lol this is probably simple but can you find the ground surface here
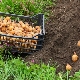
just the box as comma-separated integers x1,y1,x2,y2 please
23,0,80,74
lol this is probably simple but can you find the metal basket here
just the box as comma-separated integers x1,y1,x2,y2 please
0,12,45,54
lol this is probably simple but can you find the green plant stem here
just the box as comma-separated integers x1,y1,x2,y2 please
59,73,63,80
67,70,69,80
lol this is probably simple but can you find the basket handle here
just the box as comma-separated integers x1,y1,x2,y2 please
37,14,45,35
43,14,45,35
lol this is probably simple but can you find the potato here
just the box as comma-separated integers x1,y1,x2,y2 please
22,43,25,47
25,26,29,32
1,27,6,32
5,16,10,21
30,32,34,36
35,26,41,29
8,26,14,31
2,22,7,26
27,34,32,38
3,19,7,23
22,24,26,29
37,28,41,33
28,26,33,32
31,40,37,44
0,36,4,40
10,30,15,35
34,45,36,49
24,44,27,48
12,38,16,41
3,36,6,40
25,22,29,26
30,42,34,47
22,39,25,43
19,21,24,25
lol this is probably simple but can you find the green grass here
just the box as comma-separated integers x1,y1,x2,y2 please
0,58,80,80
0,58,60,80
0,0,56,17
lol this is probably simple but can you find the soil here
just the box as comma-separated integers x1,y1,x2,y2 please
22,0,80,75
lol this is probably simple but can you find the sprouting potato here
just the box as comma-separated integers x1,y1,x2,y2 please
10,38,13,41
19,21,24,25
10,30,15,35
31,42,34,47
8,26,14,31
12,38,16,41
22,43,25,47
2,22,7,26
31,40,37,44
0,32,3,34
25,22,29,26
1,27,6,32
5,16,10,21
34,45,36,49
27,44,30,49
6,21,11,26
0,36,4,40
35,26,41,29
28,26,33,32
24,43,27,48
6,37,10,40
22,24,26,29
37,28,41,33
17,23,21,27
27,33,33,38
22,39,25,43
30,32,34,36
3,36,6,40
32,27,35,32
25,26,29,32
3,19,7,23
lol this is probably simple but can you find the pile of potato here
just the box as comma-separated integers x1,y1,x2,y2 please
0,16,41,37
0,16,41,50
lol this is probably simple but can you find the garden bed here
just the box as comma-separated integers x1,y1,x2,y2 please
22,0,80,75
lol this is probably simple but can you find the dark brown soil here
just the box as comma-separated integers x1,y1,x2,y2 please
22,0,80,75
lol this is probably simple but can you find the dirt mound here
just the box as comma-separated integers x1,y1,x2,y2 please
23,0,80,74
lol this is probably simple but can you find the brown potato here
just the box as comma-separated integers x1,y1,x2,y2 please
27,34,32,38
28,26,33,32
5,16,10,21
19,21,24,25
22,39,25,43
12,38,16,41
35,26,41,29
30,42,34,47
3,36,6,40
10,30,15,35
1,27,6,32
24,44,27,48
0,36,4,40
22,24,26,29
34,45,36,49
25,26,29,31
3,19,7,23
30,32,34,36
8,26,14,31
22,43,25,47
31,40,37,44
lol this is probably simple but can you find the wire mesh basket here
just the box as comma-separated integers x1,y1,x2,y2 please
0,12,45,54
